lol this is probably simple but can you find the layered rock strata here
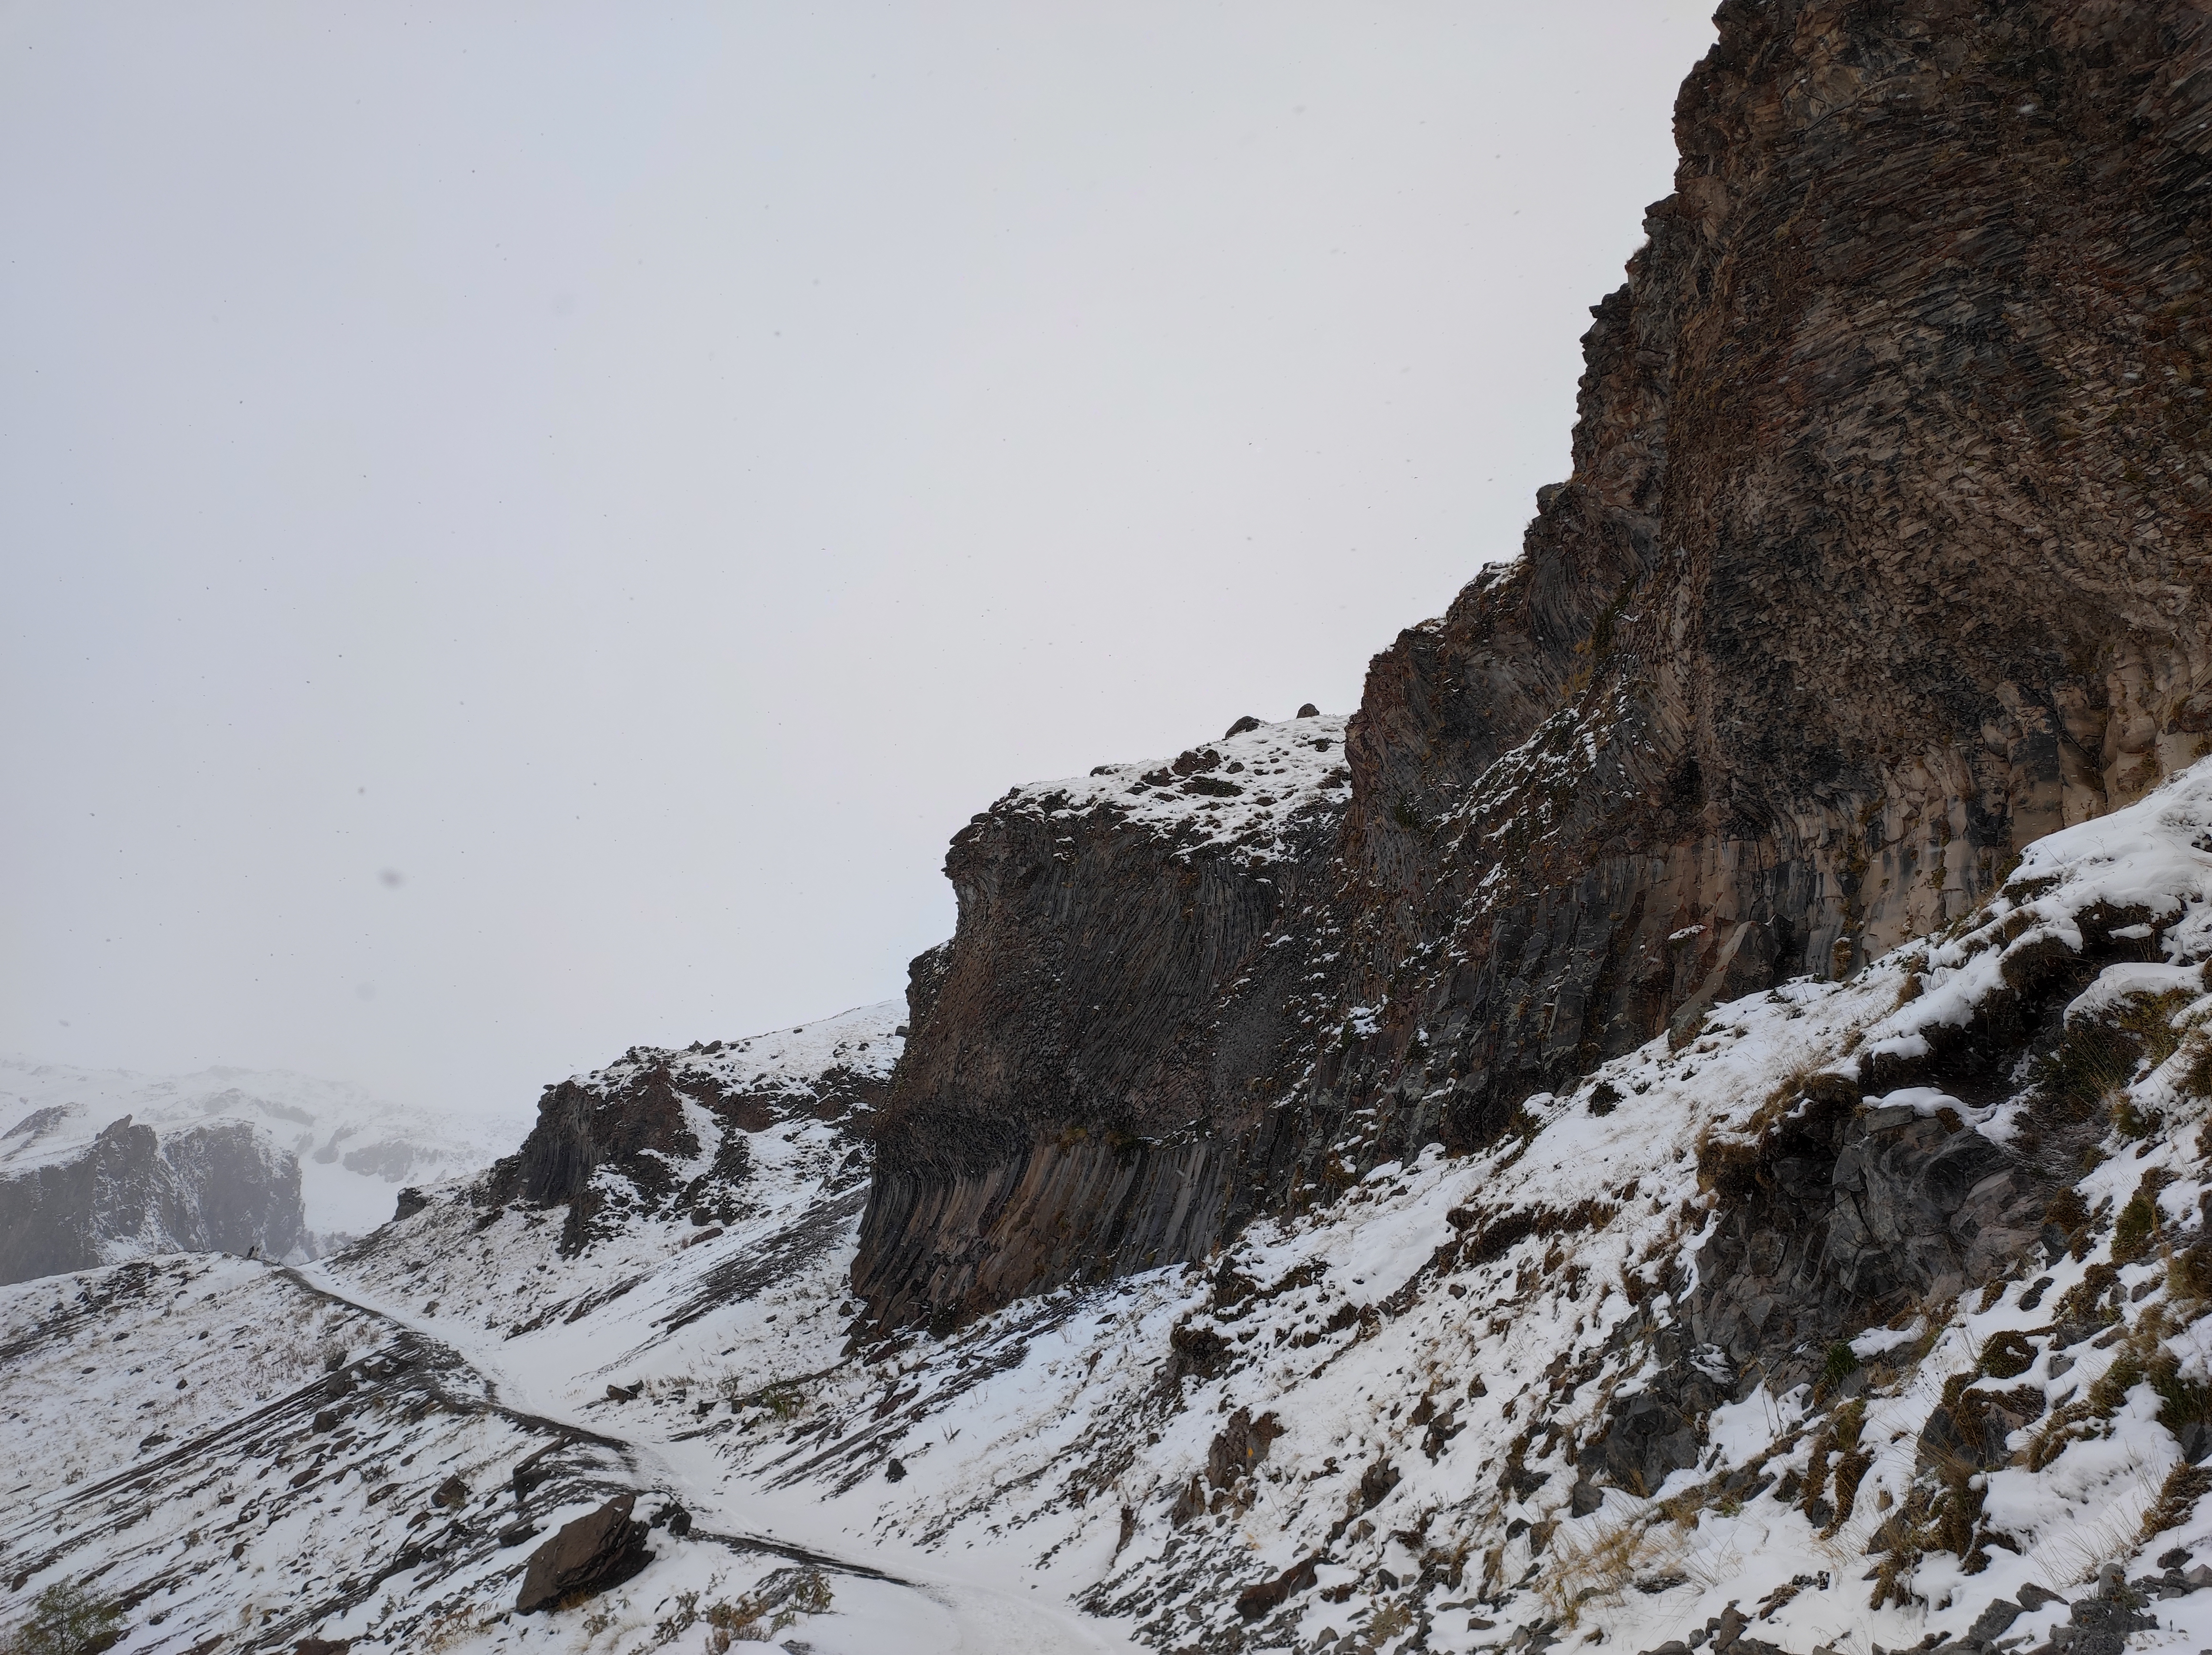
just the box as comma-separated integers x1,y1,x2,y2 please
858,0,2212,1328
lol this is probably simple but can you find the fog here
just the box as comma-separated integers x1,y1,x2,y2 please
0,3,1717,1121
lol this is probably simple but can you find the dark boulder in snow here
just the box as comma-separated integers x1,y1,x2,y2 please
513,1492,653,1614
1234,1553,1318,1621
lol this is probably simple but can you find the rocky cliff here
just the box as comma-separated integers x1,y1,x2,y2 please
857,713,1352,1326
14,767,2212,1655
857,0,2212,1331
0,1057,514,1250
0,1114,304,1284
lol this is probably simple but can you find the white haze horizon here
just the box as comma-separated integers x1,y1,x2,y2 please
1,3,1718,1126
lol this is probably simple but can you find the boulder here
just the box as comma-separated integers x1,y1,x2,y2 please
1235,1554,1319,1621
514,1493,653,1614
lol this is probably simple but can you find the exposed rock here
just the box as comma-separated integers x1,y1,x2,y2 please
0,1115,305,1285
1205,1407,1282,1490
854,0,2212,1331
1234,1553,1318,1621
482,1005,898,1255
513,1493,653,1614
857,717,1351,1324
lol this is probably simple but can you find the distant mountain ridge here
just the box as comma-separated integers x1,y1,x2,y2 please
0,1057,521,1275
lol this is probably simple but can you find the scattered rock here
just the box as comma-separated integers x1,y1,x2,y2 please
431,1474,468,1509
1358,1457,1400,1512
1964,1598,2024,1645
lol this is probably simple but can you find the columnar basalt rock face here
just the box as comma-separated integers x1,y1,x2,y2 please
1307,0,2212,1165
855,717,1350,1326
859,0,2212,1329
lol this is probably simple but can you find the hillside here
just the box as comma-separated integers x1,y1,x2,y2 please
9,3,2212,1652
9,769,2212,1653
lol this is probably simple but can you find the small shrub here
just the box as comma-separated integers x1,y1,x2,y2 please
1978,1329,2038,1381
699,1567,835,1650
2035,1024,2142,1123
2150,1349,2212,1441
2180,1036,2212,1101
2089,1346,2148,1417
1,1584,123,1655
2142,1462,2212,1539
787,1569,833,1616
754,1380,805,1421
2113,1194,2161,1264
2053,1262,2120,1328
1820,1341,1861,1390
2114,1170,2179,1266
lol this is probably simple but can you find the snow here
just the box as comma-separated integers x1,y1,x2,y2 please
1002,712,1352,863
14,762,2212,1651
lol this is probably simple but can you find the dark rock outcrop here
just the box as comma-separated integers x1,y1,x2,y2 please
858,0,2212,1329
1586,896,2175,1501
1235,1553,1319,1622
0,1116,305,1285
857,719,1350,1325
484,1012,895,1255
513,1493,652,1614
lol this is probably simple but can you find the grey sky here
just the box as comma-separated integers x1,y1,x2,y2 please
1,3,1717,1123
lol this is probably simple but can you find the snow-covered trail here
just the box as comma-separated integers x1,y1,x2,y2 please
289,1259,1142,1655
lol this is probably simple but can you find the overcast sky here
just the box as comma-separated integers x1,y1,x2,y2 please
1,2,1717,1124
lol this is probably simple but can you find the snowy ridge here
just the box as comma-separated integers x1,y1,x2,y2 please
1003,712,1352,864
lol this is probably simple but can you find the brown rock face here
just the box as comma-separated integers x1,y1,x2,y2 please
857,0,2212,1328
513,1493,652,1614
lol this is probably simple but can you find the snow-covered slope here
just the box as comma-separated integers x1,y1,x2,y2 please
0,1060,521,1251
15,765,2212,1653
